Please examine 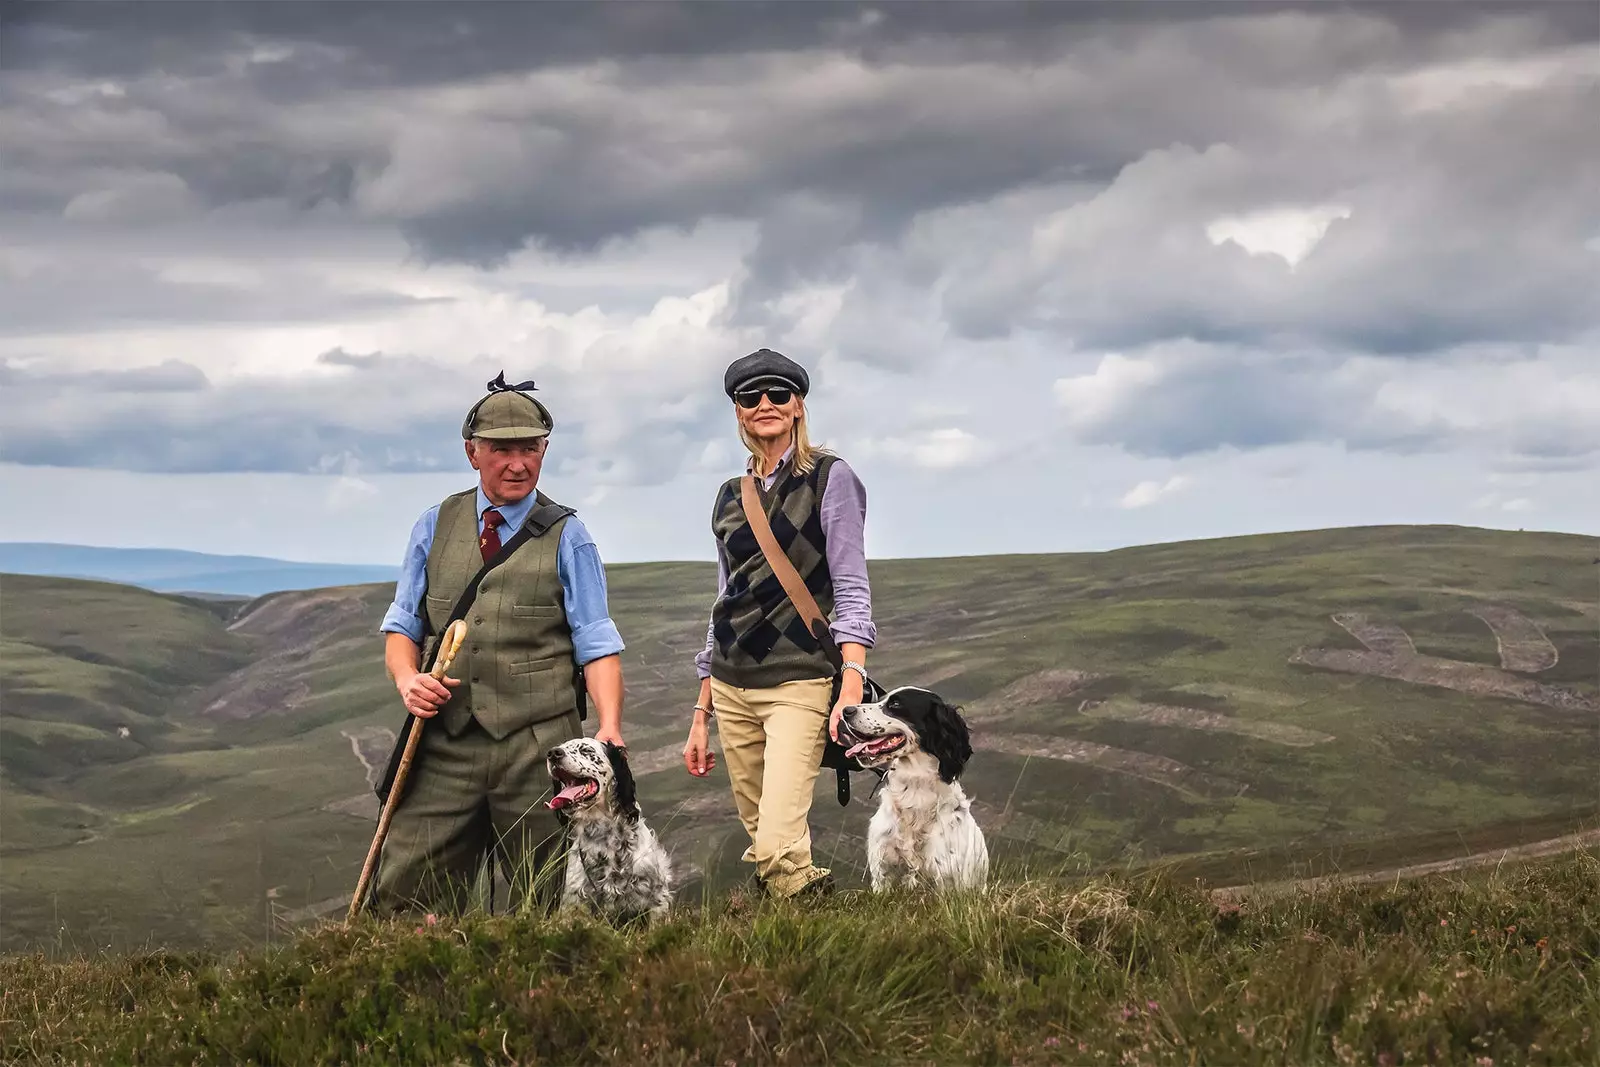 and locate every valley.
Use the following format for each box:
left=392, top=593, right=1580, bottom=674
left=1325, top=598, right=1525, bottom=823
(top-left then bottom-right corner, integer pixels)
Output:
left=2, top=524, right=1596, bottom=953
